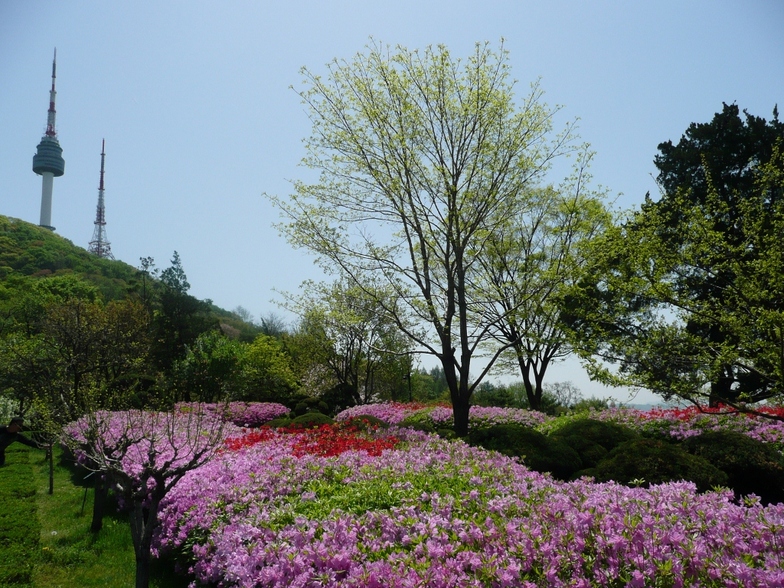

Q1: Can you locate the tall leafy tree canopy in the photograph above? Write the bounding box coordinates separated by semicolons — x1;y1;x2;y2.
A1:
270;40;582;434
566;104;784;407
282;274;413;406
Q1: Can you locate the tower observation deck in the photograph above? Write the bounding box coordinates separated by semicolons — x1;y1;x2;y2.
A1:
32;49;65;230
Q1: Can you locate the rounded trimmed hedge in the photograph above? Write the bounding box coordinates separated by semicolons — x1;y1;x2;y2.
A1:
467;423;581;480
584;438;728;492
681;430;784;504
343;415;390;430
289;412;336;428
551;418;639;469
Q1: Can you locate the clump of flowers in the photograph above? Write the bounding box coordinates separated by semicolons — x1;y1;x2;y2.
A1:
224;420;401;458
63;409;242;479
430;405;553;430
335;402;431;424
176;401;290;428
584;405;784;451
336;402;552;431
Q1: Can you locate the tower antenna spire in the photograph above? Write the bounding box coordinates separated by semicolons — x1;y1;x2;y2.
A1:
46;48;57;137
88;139;114;259
32;48;65;230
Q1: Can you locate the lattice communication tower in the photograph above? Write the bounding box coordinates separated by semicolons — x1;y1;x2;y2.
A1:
88;139;114;259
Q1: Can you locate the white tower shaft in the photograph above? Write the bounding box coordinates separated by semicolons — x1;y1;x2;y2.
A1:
39;173;54;227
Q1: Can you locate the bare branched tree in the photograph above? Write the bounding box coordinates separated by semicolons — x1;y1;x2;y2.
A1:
64;407;226;588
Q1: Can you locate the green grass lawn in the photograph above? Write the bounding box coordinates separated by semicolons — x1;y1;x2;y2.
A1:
0;444;189;588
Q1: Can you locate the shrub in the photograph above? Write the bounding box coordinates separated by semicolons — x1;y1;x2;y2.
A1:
343;415;390;431
291;396;330;416
264;417;292;428
681;430;784;505
556;434;608;469
587;438;728;492
552;419;638;468
289;412;335;428
467;424;581;480
552;418;638;451
399;414;437;433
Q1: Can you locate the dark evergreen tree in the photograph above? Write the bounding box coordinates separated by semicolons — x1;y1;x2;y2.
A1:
566;105;784;407
151;252;215;371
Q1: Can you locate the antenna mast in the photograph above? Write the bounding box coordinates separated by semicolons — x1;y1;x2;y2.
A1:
88;139;114;259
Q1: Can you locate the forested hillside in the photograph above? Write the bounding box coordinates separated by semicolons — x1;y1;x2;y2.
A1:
0;214;257;336
0;214;270;420
0;215;141;300
0;214;444;426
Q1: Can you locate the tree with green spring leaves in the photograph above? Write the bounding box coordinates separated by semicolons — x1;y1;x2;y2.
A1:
565;105;784;409
269;40;583;435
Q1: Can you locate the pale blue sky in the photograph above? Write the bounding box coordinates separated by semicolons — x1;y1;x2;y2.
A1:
1;1;782;403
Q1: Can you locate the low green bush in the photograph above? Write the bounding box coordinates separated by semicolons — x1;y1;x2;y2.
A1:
556;434;608;469
289;412;335;428
586;438;728;492
551;418;638;469
399;415;436;433
467;424;581;480
263;417;292;428
552;418;638;451
681;431;784;505
288;395;330;416
343;415;390;430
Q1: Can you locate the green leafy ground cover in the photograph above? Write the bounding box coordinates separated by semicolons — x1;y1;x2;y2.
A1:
0;444;186;588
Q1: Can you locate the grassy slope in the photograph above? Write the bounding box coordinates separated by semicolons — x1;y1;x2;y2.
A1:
0;215;141;300
0;445;188;587
0;445;39;586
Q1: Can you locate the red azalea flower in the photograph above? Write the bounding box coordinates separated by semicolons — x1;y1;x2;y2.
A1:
223;420;400;457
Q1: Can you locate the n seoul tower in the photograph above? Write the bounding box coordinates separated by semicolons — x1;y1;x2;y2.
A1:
88;140;114;259
32;49;65;231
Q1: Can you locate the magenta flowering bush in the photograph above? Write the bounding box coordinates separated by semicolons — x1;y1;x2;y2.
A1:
336;403;552;431
176;402;290;428
431;405;553;430
574;406;784;452
335;402;431;424
153;426;784;587
63;409;243;480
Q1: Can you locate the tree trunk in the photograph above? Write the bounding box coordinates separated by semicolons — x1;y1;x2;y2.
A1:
709;367;734;407
130;492;163;588
135;553;151;588
47;444;54;495
452;396;470;437
130;503;152;588
91;475;107;533
518;357;540;411
441;351;471;437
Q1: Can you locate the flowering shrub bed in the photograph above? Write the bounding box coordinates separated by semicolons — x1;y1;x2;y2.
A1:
335;402;431;424
176;402;290;428
224;420;401;458
153;423;784;587
63;409;243;476
429;405;552;430
336;403;552;430
567;406;784;451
